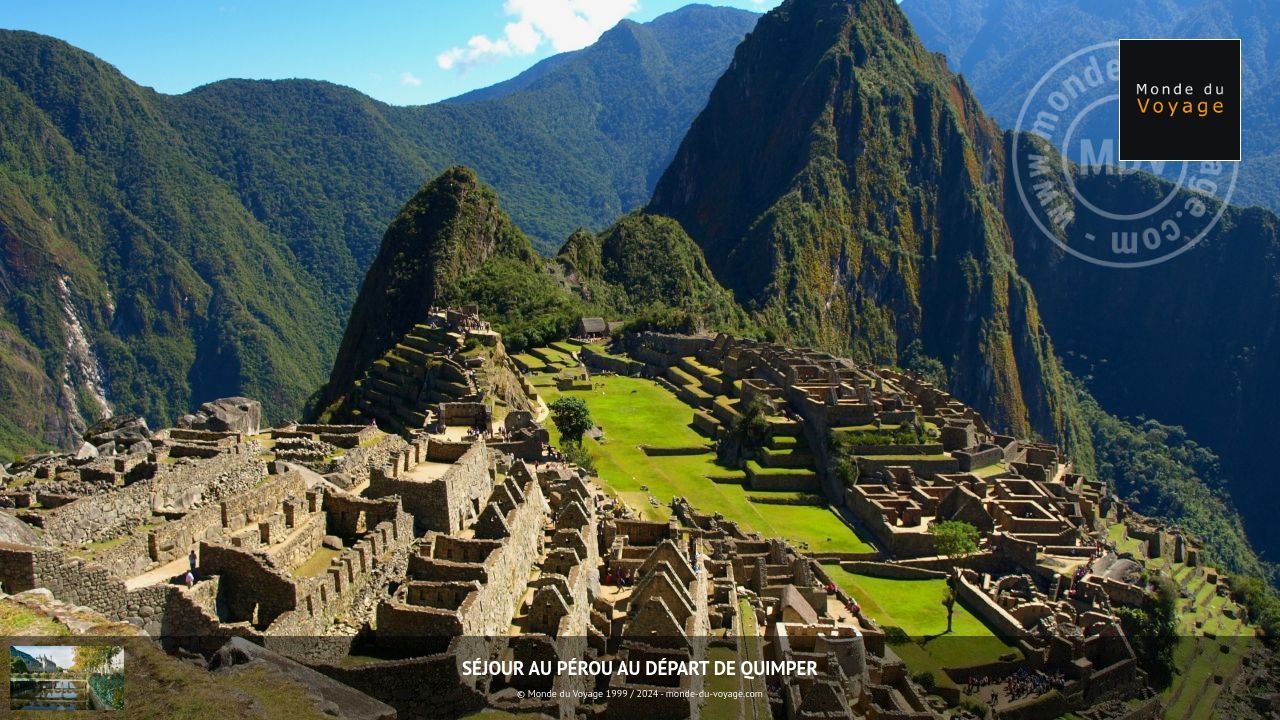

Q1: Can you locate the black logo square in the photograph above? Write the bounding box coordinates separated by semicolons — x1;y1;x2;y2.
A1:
1119;38;1240;161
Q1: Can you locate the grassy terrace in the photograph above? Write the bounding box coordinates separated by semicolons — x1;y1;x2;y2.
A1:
538;374;873;554
1100;519;1253;720
969;462;1009;478
823;564;1019;690
0;599;70;636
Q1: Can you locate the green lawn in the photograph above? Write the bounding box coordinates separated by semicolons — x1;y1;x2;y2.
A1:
822;565;1019;669
540;375;873;554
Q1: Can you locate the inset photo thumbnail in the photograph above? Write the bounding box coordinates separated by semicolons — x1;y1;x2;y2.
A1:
10;645;124;712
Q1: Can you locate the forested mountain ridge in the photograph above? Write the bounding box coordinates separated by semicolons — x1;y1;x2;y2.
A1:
1002;135;1280;559
0;31;339;456
0;5;757;458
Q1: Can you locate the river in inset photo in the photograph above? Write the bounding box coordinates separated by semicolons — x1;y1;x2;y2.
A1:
9;645;124;711
10;678;91;711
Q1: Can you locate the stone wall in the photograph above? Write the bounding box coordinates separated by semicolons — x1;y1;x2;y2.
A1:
379;479;547;638
425;439;473;463
314;648;487;720
148;503;224;566
955;572;1024;639
843;487;937;558
279;506;414;636
265;513;326;571
39;478;155;546
199;541;298;627
581;348;644;376
955;445;1005;471
145;469;309;567
331;433;409;488
92;532;154;578
838;561;946;580
37;443;268;549
152;444;267;509
369;442;493;533
0;543;248;650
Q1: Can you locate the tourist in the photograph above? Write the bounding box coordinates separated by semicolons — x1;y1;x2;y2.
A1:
184;570;194;588
188;549;197;572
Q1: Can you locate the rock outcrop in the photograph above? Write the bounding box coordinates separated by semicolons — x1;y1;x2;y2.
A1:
211;637;396;720
178;397;263;435
81;414;152;455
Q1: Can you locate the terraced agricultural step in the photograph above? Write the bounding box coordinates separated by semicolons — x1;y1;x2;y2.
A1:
665;365;700;388
758;447;815;469
765;434;802;450
766;418;802;436
745;461;819;492
512;354;547;373
367;377;405;398
692;410;721;438
371;364;417;386
712;400;742;425
392;343;432;365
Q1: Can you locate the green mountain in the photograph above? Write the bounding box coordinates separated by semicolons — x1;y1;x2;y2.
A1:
649;0;1088;458
0;31;338;457
165;4;758;265
0;6;756;457
556;212;753;333
317;171;749;419
314;167;547;420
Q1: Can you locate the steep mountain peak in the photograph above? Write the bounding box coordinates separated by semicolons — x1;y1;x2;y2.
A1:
649;0;1084;451
315;166;538;414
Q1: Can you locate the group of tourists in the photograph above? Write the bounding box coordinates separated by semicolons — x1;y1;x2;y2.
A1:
602;564;633;587
970;668;1067;705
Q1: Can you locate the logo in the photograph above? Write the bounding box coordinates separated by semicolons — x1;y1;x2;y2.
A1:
1011;41;1239;268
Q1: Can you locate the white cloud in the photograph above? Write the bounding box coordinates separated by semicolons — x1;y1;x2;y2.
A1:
437;0;638;72
400;71;422;86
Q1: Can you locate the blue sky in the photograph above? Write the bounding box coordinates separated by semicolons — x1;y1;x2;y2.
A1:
3;1;782;105
12;645;75;669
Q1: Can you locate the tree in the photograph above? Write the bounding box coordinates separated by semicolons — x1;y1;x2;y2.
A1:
562;440;596;473
73;646;117;674
549;397;594;446
932;520;980;566
720;394;771;466
930;520;980;633
1116;576;1179;688
941;584;959;634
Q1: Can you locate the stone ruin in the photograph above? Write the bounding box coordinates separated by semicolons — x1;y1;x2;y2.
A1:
0;312;1212;719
